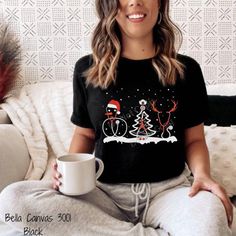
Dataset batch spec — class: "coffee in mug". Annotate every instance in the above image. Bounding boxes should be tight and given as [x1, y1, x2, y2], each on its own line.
[56, 153, 104, 196]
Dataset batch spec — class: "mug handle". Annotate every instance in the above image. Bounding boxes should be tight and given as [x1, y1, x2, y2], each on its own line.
[95, 158, 104, 180]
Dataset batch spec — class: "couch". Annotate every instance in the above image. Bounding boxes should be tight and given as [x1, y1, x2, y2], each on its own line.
[0, 81, 236, 235]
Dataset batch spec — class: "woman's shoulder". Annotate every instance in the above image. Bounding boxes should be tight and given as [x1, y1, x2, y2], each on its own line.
[75, 54, 93, 72]
[176, 53, 200, 68]
[176, 54, 204, 85]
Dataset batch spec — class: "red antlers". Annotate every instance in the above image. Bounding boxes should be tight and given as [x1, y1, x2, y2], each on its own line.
[150, 100, 178, 113]
[150, 99, 178, 137]
[150, 100, 161, 113]
[168, 100, 178, 113]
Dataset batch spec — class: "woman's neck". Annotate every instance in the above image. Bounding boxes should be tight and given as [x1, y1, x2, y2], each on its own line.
[120, 35, 155, 60]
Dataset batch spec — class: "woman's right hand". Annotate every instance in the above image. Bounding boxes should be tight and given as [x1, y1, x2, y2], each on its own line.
[52, 160, 62, 190]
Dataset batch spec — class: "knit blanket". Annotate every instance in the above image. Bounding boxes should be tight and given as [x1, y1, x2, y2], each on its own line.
[0, 81, 74, 180]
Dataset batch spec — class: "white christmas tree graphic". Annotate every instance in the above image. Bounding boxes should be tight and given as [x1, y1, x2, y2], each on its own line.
[129, 99, 156, 138]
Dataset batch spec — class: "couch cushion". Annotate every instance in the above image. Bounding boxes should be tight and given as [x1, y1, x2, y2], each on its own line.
[0, 125, 30, 192]
[205, 83, 236, 126]
[206, 83, 236, 96]
[205, 95, 236, 126]
[0, 109, 11, 124]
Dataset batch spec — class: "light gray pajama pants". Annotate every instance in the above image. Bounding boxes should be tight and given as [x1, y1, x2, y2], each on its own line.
[0, 164, 232, 236]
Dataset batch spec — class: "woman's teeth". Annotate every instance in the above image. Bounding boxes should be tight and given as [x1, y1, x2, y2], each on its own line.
[128, 14, 145, 19]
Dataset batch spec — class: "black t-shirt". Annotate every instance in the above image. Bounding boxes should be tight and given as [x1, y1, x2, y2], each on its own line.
[71, 54, 209, 183]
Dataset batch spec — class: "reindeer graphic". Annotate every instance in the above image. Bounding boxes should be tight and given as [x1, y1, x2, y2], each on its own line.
[150, 99, 178, 138]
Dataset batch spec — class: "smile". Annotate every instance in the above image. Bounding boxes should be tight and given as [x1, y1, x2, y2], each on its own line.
[128, 14, 145, 19]
[127, 13, 146, 22]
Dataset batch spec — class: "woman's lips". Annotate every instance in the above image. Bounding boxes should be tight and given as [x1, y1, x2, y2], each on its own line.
[127, 13, 146, 23]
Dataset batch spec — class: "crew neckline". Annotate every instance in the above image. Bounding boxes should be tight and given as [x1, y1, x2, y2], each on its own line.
[119, 56, 154, 63]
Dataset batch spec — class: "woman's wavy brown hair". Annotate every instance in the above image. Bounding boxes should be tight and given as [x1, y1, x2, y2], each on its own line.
[84, 0, 185, 88]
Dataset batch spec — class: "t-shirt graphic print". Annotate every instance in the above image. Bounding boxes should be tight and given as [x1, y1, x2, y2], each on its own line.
[101, 87, 178, 145]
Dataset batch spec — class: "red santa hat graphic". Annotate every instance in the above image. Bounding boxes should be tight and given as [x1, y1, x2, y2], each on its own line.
[107, 99, 120, 115]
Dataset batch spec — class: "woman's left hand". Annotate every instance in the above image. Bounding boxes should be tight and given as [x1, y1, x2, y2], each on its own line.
[188, 175, 233, 228]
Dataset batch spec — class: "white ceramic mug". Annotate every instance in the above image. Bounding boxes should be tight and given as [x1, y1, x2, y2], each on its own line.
[56, 153, 104, 196]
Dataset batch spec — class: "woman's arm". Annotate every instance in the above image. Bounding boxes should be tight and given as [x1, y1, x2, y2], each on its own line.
[69, 126, 95, 153]
[184, 123, 210, 178]
[184, 123, 233, 228]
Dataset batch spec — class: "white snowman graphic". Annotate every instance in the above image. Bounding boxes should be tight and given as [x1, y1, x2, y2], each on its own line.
[102, 99, 127, 137]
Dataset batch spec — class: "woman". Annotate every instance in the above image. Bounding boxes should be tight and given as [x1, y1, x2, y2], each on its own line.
[0, 0, 233, 235]
[55, 0, 233, 234]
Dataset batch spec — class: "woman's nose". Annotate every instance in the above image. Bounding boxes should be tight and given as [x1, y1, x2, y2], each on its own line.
[128, 0, 143, 7]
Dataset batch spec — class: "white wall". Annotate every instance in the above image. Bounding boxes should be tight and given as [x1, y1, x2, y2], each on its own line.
[0, 0, 235, 88]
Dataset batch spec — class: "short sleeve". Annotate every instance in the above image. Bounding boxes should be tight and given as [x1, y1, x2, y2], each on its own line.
[182, 59, 209, 128]
[70, 60, 93, 128]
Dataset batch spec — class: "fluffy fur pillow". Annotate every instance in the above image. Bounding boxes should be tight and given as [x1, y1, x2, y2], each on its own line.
[205, 124, 236, 197]
[0, 25, 21, 102]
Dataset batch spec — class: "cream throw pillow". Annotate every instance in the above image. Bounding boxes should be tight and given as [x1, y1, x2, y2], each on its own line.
[204, 125, 236, 197]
